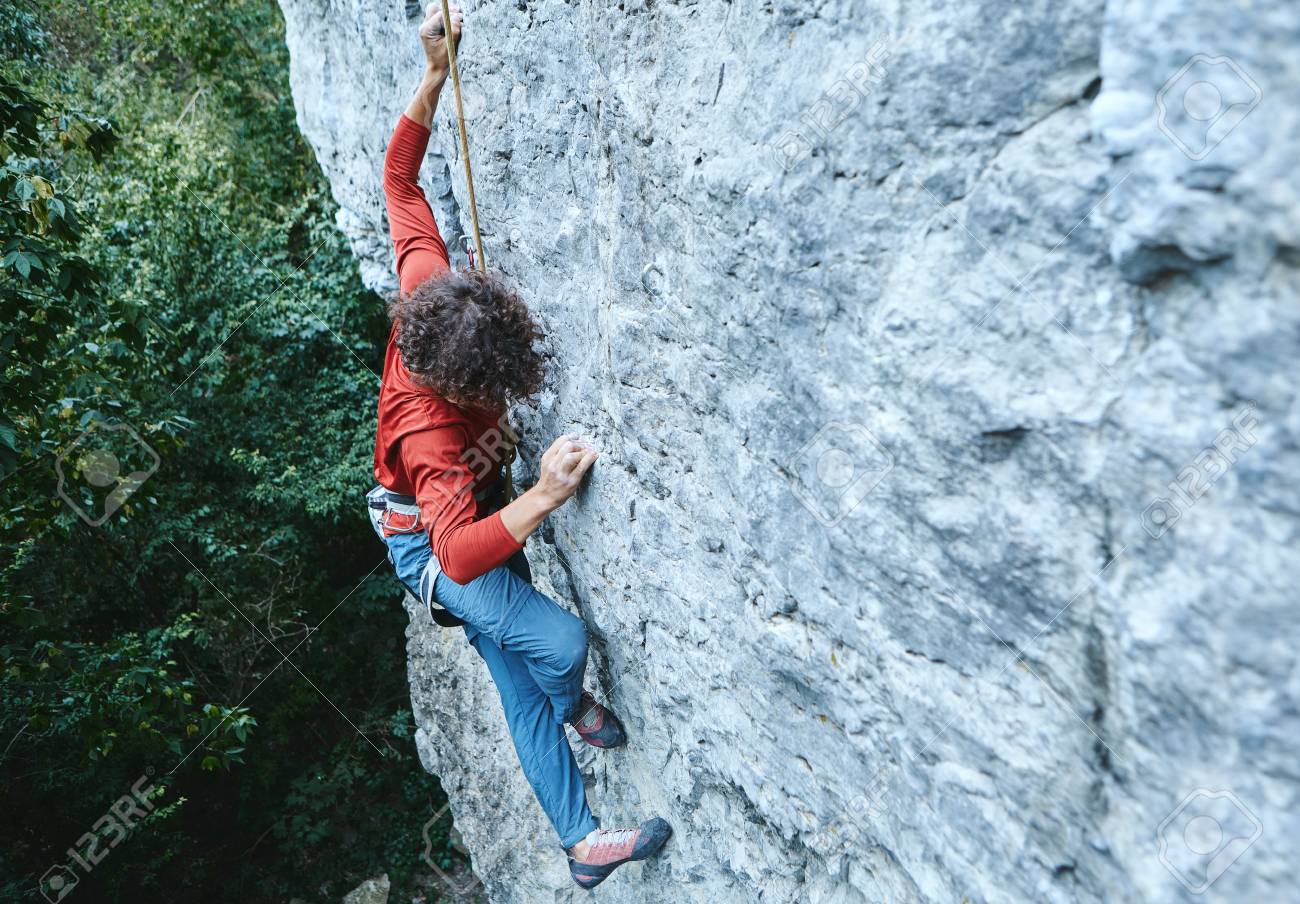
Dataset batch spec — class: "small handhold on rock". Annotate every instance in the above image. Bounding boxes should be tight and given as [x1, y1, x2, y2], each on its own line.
[698, 535, 724, 553]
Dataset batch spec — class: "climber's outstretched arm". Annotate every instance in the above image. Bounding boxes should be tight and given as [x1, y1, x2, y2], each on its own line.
[383, 3, 463, 294]
[386, 3, 600, 554]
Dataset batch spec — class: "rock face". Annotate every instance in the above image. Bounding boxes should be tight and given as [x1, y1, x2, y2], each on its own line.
[277, 1, 1298, 901]
[341, 874, 390, 904]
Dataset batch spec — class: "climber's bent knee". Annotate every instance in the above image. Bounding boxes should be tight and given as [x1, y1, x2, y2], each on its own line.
[547, 613, 589, 682]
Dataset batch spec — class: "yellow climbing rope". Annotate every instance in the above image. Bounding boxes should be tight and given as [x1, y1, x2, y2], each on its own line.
[437, 1, 515, 502]
[438, 0, 487, 273]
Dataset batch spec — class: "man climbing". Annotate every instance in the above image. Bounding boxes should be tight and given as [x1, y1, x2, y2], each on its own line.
[365, 3, 672, 890]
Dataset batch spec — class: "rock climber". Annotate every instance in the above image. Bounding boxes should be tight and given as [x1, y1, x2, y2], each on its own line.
[364, 3, 672, 890]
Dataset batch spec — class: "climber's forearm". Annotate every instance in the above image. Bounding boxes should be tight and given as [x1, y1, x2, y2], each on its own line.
[498, 487, 559, 545]
[404, 65, 448, 129]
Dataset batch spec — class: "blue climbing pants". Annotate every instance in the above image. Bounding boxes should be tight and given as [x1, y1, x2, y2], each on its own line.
[367, 487, 599, 849]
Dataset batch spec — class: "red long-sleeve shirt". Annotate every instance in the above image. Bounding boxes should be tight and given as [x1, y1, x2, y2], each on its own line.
[373, 114, 520, 584]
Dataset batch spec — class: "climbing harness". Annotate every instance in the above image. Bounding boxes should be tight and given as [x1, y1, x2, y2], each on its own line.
[366, 486, 464, 627]
[438, 2, 515, 502]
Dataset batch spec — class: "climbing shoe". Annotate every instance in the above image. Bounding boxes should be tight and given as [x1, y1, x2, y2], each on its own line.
[569, 689, 626, 749]
[567, 818, 673, 889]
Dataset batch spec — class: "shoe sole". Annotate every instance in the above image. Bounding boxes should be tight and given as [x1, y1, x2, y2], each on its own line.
[578, 712, 628, 749]
[571, 823, 673, 889]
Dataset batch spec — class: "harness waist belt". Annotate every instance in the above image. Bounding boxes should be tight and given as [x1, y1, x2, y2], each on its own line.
[383, 490, 419, 516]
[383, 482, 502, 510]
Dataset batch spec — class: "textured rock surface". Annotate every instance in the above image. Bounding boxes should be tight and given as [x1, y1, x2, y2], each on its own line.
[341, 874, 390, 904]
[277, 1, 1299, 901]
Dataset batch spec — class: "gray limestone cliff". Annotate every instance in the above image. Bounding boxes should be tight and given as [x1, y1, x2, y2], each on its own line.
[277, 1, 1299, 901]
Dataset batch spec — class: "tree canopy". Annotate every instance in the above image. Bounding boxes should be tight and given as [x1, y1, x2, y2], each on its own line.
[1, 1, 455, 899]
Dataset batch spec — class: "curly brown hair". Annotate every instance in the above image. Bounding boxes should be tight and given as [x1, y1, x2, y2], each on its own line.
[387, 268, 546, 411]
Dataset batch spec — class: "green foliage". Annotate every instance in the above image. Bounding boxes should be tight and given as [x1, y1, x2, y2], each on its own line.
[8, 608, 252, 764]
[1, 0, 451, 901]
[0, 74, 143, 514]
